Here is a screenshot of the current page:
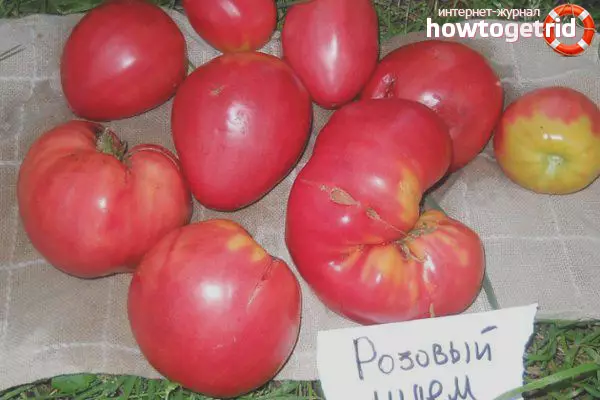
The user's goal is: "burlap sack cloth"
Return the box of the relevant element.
[0,10,599,391]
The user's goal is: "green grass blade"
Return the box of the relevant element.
[580,329,600,345]
[50,374,95,394]
[482,271,501,310]
[170,388,185,400]
[576,382,600,397]
[495,363,600,400]
[0,384,33,400]
[71,382,105,400]
[118,376,138,399]
[146,379,157,399]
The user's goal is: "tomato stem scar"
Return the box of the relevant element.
[95,127,128,162]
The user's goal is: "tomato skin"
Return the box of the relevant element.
[282,0,379,109]
[493,87,600,194]
[361,40,504,172]
[60,0,187,121]
[398,210,485,320]
[284,99,483,325]
[128,219,302,398]
[17,120,193,278]
[182,0,276,53]
[171,52,312,211]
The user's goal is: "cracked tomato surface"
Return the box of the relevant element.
[285,99,485,325]
[361,40,504,172]
[128,219,302,398]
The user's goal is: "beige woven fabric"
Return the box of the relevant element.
[0,11,599,390]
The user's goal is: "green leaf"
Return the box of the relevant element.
[146,379,157,399]
[275,381,302,393]
[72,383,106,400]
[50,374,96,394]
[171,388,185,400]
[0,384,34,400]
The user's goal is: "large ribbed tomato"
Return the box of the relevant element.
[128,219,302,398]
[60,0,187,121]
[362,40,504,172]
[182,0,277,53]
[282,0,379,109]
[171,51,312,211]
[17,121,192,278]
[285,99,485,325]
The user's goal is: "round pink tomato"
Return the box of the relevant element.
[362,40,504,172]
[171,51,312,211]
[61,0,187,121]
[182,0,277,53]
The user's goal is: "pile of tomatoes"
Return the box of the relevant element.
[15,0,600,397]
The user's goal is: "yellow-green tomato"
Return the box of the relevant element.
[493,87,600,194]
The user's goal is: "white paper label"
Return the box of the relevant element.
[316,304,538,400]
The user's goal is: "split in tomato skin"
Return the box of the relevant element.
[17,120,193,278]
[128,219,302,399]
[361,40,504,172]
[286,99,485,325]
[60,0,188,121]
[493,86,600,194]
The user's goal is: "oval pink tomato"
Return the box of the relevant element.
[362,40,504,172]
[182,0,277,53]
[282,0,379,109]
[493,86,600,194]
[171,51,312,211]
[128,219,302,398]
[286,99,485,325]
[60,0,187,121]
[17,120,192,278]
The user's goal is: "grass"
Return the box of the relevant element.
[4,0,600,39]
[2,0,600,40]
[1,0,600,399]
[0,320,598,399]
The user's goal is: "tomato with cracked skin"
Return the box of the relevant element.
[128,219,302,398]
[171,51,312,211]
[286,99,485,325]
[182,0,277,53]
[60,0,187,121]
[361,40,504,172]
[493,86,600,194]
[17,120,192,279]
[282,0,379,109]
